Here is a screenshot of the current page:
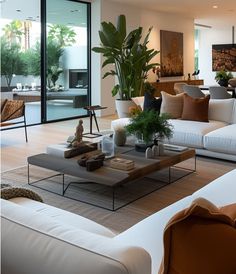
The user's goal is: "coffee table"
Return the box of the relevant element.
[27,145,196,211]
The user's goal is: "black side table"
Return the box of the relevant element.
[83,105,107,138]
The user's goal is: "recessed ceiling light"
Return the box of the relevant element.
[213,5,218,9]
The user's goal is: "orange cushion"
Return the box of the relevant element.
[158,198,236,274]
[1,100,24,122]
[181,93,210,122]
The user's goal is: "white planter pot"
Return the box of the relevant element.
[115,99,136,118]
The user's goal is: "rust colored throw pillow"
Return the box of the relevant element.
[158,198,236,274]
[160,91,184,119]
[181,93,210,122]
[1,100,24,122]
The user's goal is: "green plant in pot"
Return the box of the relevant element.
[92,14,159,118]
[215,70,233,87]
[125,110,173,152]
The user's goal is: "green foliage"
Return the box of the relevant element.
[48,24,76,48]
[143,81,156,95]
[3,20,23,44]
[21,42,40,76]
[125,110,173,144]
[92,14,159,100]
[215,70,233,82]
[1,38,25,89]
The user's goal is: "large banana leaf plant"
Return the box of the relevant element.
[92,15,159,100]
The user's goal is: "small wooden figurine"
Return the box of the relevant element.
[72,119,84,147]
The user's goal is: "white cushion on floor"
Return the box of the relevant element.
[192,169,236,206]
[168,119,227,148]
[208,99,235,123]
[204,124,236,154]
[9,197,115,237]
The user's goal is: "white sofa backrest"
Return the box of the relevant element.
[208,98,235,123]
[231,99,236,124]
[1,199,151,274]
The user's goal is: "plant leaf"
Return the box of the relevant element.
[112,84,120,97]
[103,70,116,79]
[117,14,126,42]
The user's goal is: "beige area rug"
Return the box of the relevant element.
[1,157,234,233]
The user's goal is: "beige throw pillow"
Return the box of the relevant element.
[160,91,184,118]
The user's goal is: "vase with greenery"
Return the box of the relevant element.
[215,70,233,87]
[125,110,173,151]
[92,14,159,117]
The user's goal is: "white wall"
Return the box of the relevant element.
[198,27,236,85]
[91,0,195,116]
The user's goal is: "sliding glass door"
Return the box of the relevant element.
[1,0,90,125]
[45,0,90,121]
[1,0,41,125]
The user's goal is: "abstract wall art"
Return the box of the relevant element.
[212,44,236,71]
[160,30,184,77]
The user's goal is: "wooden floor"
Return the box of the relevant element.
[1,115,116,172]
[1,114,235,177]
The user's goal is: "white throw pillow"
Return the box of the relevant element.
[131,96,144,110]
[160,91,184,118]
[208,99,235,124]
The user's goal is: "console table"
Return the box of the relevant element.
[151,79,204,96]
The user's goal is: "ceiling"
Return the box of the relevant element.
[111,0,236,28]
[1,0,235,28]
[0,0,88,27]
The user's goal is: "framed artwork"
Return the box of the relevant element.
[160,30,184,77]
[212,44,236,71]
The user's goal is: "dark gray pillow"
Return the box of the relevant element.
[143,92,162,114]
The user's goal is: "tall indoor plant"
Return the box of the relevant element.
[92,14,159,117]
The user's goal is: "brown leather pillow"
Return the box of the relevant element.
[158,198,236,274]
[181,93,210,122]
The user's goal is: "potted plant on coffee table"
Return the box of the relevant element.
[92,15,159,118]
[125,110,173,151]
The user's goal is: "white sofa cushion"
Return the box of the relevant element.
[9,197,115,237]
[168,119,227,148]
[132,96,144,110]
[115,196,193,274]
[1,199,151,274]
[208,98,235,123]
[192,169,236,206]
[231,99,236,124]
[111,117,130,131]
[204,124,236,155]
[208,98,235,124]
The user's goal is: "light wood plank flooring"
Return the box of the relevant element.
[1,115,116,172]
[1,114,235,179]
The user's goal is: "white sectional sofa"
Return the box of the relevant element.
[112,98,236,161]
[1,169,236,274]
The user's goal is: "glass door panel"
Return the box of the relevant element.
[1,0,41,125]
[46,0,89,121]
